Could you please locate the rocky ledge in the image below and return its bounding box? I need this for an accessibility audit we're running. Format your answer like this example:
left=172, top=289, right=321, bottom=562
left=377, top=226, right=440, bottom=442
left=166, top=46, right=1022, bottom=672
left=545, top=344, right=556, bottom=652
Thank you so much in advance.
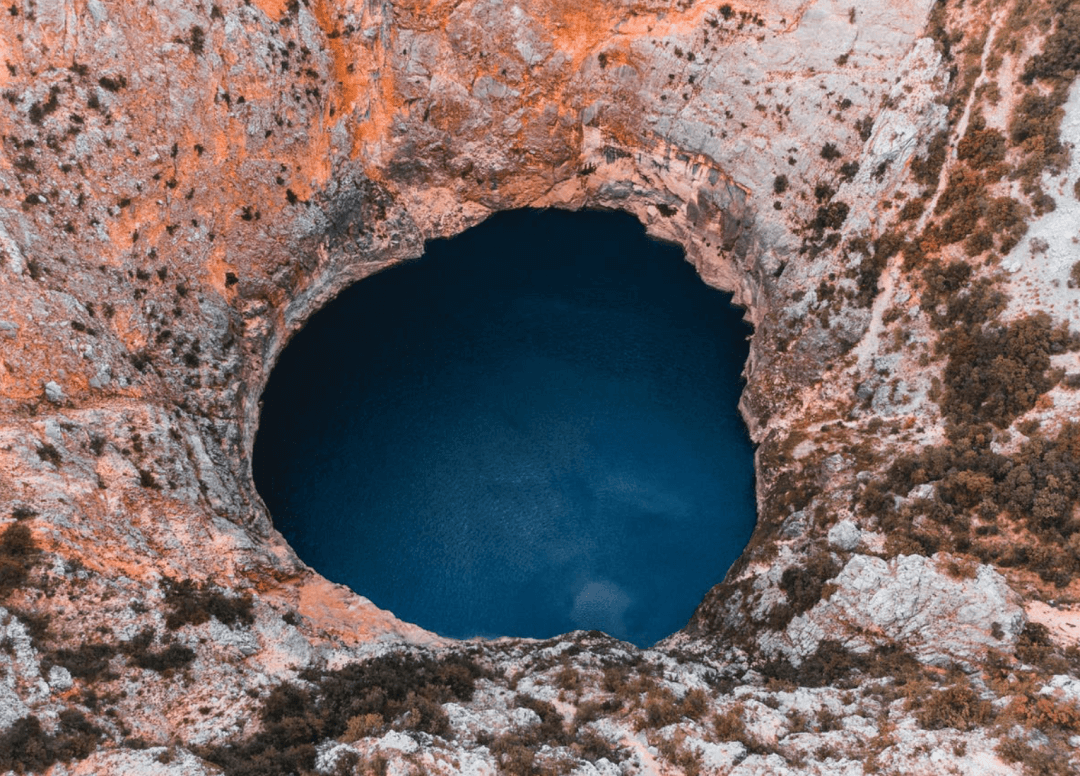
left=2, top=0, right=1080, bottom=774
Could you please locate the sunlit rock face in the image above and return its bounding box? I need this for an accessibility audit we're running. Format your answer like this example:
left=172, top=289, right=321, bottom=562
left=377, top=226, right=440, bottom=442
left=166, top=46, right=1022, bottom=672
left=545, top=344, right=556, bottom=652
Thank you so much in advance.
left=1, top=0, right=1078, bottom=772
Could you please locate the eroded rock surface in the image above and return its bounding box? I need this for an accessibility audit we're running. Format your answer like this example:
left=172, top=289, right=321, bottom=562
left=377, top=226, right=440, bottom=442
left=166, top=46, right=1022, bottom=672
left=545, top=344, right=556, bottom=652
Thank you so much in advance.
left=2, top=0, right=1080, bottom=773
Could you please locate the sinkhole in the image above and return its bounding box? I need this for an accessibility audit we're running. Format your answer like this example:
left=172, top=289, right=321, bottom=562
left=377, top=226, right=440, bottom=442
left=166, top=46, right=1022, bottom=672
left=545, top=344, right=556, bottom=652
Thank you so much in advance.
left=253, top=208, right=756, bottom=647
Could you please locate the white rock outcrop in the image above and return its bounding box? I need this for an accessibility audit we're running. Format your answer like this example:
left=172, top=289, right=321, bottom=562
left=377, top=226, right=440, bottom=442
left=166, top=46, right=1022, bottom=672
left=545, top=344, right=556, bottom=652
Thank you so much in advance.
left=778, top=554, right=1025, bottom=667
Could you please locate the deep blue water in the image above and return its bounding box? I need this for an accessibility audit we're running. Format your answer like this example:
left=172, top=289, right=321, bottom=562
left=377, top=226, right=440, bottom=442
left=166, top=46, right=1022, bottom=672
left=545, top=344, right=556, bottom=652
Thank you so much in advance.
left=253, top=209, right=756, bottom=647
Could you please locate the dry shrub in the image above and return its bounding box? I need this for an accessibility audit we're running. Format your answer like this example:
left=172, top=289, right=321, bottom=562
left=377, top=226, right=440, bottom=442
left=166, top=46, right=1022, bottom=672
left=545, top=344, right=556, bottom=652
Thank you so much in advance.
left=712, top=706, right=747, bottom=741
left=0, top=522, right=40, bottom=598
left=45, top=641, right=119, bottom=682
left=681, top=688, right=709, bottom=721
left=574, top=729, right=623, bottom=763
left=655, top=730, right=705, bottom=776
left=554, top=664, right=581, bottom=693
left=820, top=142, right=842, bottom=161
left=640, top=685, right=682, bottom=730
left=121, top=627, right=195, bottom=673
left=1015, top=623, right=1057, bottom=667
left=1020, top=1, right=1080, bottom=85
left=883, top=419, right=1080, bottom=585
left=711, top=704, right=772, bottom=755
left=996, top=736, right=1075, bottom=776
left=573, top=699, right=616, bottom=726
left=0, top=711, right=102, bottom=774
left=197, top=652, right=482, bottom=776
left=769, top=552, right=841, bottom=629
left=1069, top=260, right=1080, bottom=289
left=956, top=118, right=1007, bottom=172
left=486, top=738, right=538, bottom=775
left=516, top=695, right=570, bottom=746
left=938, top=470, right=995, bottom=510
left=811, top=200, right=850, bottom=233
left=942, top=555, right=980, bottom=580
left=762, top=640, right=922, bottom=690
left=1001, top=692, right=1080, bottom=733
left=939, top=312, right=1061, bottom=428
left=964, top=229, right=994, bottom=257
left=1009, top=86, right=1071, bottom=176
left=898, top=198, right=926, bottom=221
left=601, top=663, right=654, bottom=707
left=341, top=713, right=384, bottom=742
left=482, top=693, right=624, bottom=774
left=913, top=680, right=992, bottom=731
left=985, top=196, right=1030, bottom=253
left=911, top=130, right=948, bottom=185
left=161, top=577, right=254, bottom=630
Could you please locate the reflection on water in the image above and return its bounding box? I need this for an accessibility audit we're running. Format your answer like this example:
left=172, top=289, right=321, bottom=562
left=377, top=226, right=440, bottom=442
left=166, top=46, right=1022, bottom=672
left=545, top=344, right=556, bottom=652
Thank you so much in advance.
left=254, top=209, right=756, bottom=647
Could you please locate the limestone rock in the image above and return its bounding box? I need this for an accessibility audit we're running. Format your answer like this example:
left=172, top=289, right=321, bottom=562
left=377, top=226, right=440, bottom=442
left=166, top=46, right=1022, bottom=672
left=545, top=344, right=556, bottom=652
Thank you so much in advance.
left=43, top=381, right=64, bottom=404
left=827, top=520, right=861, bottom=551
left=781, top=554, right=1025, bottom=667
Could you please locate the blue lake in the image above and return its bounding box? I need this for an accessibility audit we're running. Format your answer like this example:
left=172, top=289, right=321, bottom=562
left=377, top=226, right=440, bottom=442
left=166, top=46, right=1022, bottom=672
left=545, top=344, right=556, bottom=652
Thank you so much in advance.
left=253, top=209, right=756, bottom=647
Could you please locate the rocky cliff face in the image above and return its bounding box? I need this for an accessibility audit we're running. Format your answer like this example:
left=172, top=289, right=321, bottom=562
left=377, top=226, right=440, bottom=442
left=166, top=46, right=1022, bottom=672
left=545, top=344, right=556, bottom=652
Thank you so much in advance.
left=2, top=0, right=1080, bottom=773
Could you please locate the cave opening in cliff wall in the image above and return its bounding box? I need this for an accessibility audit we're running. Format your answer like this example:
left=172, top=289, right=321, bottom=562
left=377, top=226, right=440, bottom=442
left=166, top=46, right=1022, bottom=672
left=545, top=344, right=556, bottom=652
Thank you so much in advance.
left=253, top=208, right=756, bottom=647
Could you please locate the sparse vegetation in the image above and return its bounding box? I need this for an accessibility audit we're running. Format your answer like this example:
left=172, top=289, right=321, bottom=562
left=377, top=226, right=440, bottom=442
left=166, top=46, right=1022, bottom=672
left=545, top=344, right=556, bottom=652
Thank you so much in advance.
left=0, top=522, right=40, bottom=598
left=898, top=198, right=925, bottom=222
left=877, top=414, right=1080, bottom=586
left=197, top=652, right=483, bottom=776
left=913, top=680, right=992, bottom=730
left=939, top=311, right=1065, bottom=428
left=820, top=142, right=842, bottom=161
left=97, top=75, right=126, bottom=92
left=161, top=577, right=255, bottom=630
left=855, top=115, right=874, bottom=142
left=122, top=627, right=196, bottom=672
left=0, top=712, right=103, bottom=774
left=767, top=552, right=841, bottom=630
left=911, top=130, right=949, bottom=186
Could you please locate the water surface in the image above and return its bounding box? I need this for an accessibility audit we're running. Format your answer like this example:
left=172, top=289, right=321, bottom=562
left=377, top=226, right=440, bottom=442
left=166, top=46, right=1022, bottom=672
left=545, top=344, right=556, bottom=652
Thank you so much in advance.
left=254, top=209, right=756, bottom=647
